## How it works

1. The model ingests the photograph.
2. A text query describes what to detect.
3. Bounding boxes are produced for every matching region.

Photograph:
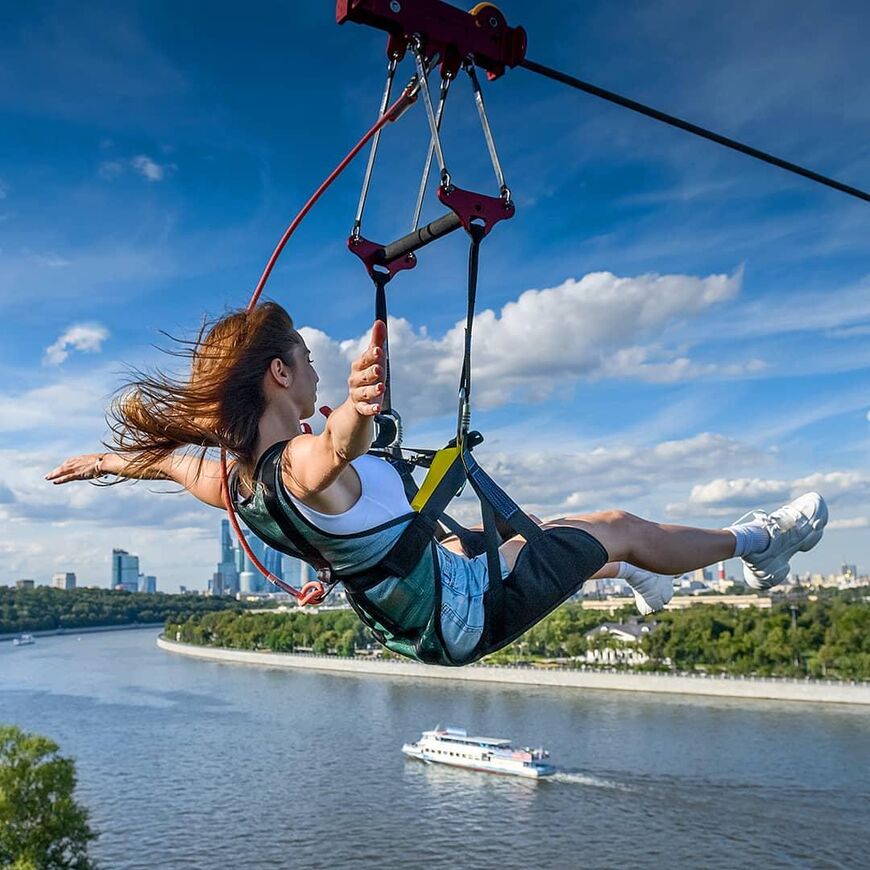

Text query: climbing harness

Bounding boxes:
[222,0,870,612]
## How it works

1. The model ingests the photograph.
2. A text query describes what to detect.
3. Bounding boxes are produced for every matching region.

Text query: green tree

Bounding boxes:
[0,726,96,869]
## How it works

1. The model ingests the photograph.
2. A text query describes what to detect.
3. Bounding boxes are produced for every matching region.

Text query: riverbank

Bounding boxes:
[157,636,870,705]
[0,622,165,643]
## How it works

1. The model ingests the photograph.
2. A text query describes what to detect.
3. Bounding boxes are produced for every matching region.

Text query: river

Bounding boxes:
[2,630,868,868]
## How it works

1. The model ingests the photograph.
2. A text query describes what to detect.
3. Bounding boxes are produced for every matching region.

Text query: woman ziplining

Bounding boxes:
[44,0,853,665]
[46,304,827,665]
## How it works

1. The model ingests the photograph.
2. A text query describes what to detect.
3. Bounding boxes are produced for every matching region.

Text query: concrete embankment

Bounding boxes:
[1,622,165,643]
[157,636,870,706]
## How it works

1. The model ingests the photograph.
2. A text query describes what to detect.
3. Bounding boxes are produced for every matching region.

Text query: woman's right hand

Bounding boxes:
[347,320,386,416]
[45,454,105,485]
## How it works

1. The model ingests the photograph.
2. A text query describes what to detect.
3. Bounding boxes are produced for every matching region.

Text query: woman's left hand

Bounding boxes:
[45,454,105,484]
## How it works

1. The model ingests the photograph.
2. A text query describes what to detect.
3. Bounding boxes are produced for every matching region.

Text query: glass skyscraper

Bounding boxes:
[112,549,140,592]
[217,519,285,594]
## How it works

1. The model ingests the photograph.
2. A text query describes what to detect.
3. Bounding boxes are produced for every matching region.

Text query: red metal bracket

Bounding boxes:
[437,184,514,236]
[336,1,527,80]
[347,235,418,282]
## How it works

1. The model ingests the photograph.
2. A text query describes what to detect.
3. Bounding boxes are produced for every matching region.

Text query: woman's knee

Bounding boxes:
[551,509,645,563]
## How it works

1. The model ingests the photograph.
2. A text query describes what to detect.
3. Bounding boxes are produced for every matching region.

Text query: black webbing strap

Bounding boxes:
[257,442,334,583]
[457,223,486,440]
[463,452,544,543]
[373,271,392,413]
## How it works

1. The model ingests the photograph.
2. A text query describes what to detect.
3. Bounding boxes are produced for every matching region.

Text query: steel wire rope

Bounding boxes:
[520,58,870,204]
[220,81,420,605]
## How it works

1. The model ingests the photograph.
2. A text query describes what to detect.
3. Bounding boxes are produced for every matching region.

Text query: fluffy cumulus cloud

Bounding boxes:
[306,270,754,421]
[43,322,109,365]
[667,471,870,518]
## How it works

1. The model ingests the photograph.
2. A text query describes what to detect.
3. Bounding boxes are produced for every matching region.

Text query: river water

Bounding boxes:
[2,630,868,869]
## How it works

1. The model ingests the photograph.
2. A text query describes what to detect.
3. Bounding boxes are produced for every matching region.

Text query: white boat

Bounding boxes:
[402,726,554,779]
[12,634,35,646]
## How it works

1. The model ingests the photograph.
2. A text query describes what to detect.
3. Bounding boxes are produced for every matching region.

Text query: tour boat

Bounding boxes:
[13,634,35,646]
[402,726,554,779]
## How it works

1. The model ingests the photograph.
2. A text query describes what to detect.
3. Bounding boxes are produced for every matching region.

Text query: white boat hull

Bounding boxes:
[402,743,554,779]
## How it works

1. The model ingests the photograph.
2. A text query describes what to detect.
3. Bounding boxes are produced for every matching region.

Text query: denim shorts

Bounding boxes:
[436,543,510,663]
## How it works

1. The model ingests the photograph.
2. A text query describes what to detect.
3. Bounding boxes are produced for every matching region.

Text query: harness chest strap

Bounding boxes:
[256,442,336,585]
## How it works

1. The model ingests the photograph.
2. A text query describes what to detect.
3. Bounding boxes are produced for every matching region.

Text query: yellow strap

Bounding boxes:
[411,446,461,512]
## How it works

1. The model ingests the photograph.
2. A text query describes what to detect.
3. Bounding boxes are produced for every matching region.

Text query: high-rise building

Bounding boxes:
[215,520,239,595]
[221,519,235,565]
[51,571,76,589]
[282,557,307,588]
[15,579,35,590]
[112,549,140,592]
[217,519,286,595]
[52,572,77,590]
[263,548,284,586]
[138,573,157,594]
[239,571,257,593]
[841,563,858,583]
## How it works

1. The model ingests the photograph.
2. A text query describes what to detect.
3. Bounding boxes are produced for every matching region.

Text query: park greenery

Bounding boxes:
[0,726,96,870]
[0,586,265,635]
[166,589,870,681]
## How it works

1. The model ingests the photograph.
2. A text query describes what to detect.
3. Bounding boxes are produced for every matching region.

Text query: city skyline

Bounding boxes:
[0,2,867,590]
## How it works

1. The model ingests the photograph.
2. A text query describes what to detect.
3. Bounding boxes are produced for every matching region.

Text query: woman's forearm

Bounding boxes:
[324,398,375,462]
[97,452,170,480]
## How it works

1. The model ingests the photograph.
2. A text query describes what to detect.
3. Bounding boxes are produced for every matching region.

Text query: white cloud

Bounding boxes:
[687,477,791,509]
[0,370,113,434]
[98,155,176,183]
[131,154,169,181]
[43,323,110,365]
[305,270,749,421]
[434,432,766,526]
[828,517,869,530]
[29,251,71,268]
[667,471,870,518]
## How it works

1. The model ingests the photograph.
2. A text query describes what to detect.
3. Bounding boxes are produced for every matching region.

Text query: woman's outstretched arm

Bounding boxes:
[281,320,386,498]
[45,452,228,509]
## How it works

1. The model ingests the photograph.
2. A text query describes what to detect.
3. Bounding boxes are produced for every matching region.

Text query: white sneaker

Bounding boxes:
[737,492,828,590]
[621,566,675,615]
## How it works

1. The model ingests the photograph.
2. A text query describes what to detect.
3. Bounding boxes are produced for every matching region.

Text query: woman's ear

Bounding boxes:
[268,357,293,388]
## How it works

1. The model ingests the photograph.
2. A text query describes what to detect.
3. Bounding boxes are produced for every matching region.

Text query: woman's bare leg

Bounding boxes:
[499,510,735,574]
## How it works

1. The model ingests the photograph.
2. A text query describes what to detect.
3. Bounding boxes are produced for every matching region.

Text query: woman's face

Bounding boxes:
[288,336,319,419]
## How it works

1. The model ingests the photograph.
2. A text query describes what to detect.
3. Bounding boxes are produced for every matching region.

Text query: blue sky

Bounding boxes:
[1,0,868,591]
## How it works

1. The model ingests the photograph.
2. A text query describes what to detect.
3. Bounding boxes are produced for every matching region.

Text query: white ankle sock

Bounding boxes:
[726,522,771,557]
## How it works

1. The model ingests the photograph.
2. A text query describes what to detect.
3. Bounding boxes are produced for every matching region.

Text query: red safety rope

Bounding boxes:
[221,81,419,606]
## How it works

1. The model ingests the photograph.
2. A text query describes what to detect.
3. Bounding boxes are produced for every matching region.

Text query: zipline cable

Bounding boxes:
[520,58,870,205]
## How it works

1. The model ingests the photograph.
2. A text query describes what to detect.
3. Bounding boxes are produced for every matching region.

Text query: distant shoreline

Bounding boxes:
[0,622,165,643]
[156,636,870,706]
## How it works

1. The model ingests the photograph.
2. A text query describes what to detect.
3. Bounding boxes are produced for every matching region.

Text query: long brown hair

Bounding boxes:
[108,301,300,485]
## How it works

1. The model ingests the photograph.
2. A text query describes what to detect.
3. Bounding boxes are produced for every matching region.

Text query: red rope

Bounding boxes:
[221,83,418,605]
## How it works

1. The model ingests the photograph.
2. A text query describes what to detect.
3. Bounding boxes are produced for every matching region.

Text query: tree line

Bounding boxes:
[0,586,265,635]
[166,589,869,681]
